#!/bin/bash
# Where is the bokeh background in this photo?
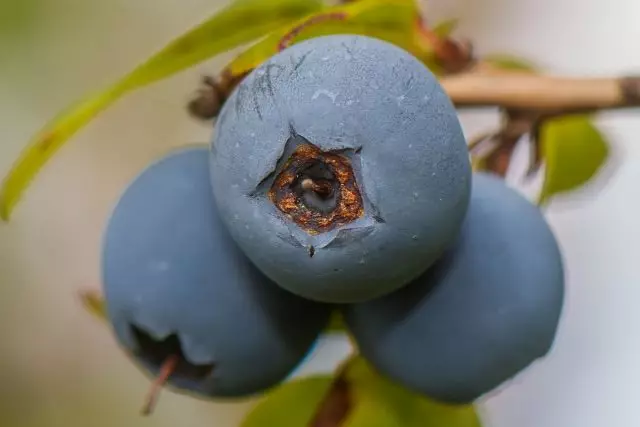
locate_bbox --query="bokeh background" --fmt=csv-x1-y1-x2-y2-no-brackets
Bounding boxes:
1,0,639,426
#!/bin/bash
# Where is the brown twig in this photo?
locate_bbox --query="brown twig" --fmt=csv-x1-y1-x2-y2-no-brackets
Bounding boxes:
187,71,249,120
188,71,640,121
441,73,640,113
468,110,536,177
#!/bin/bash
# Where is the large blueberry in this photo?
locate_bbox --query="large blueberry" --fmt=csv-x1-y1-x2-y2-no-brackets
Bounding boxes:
210,35,471,303
102,147,331,399
343,172,565,403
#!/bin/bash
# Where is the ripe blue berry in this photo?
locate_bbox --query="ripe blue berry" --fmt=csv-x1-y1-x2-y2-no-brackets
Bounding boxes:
102,147,330,405
210,35,471,303
344,172,565,403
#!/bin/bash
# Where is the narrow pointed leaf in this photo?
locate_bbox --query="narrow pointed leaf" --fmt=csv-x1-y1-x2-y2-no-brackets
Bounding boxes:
344,357,483,427
0,0,324,221
482,54,537,72
79,289,107,322
222,0,440,88
241,356,482,427
538,114,610,205
119,0,324,87
432,18,459,38
241,375,335,426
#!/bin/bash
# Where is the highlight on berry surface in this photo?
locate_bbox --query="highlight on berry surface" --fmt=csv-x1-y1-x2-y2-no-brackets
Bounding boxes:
0,0,323,221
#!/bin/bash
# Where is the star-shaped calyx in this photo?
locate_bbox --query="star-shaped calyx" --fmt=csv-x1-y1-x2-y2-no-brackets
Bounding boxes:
253,132,383,256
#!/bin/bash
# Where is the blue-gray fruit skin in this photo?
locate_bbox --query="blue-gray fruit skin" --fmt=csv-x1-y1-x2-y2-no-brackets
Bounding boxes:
102,147,331,399
209,35,471,303
343,172,565,403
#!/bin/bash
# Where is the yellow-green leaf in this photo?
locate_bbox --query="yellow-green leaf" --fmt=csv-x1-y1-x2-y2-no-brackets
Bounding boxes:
432,18,459,38
79,289,107,322
344,357,483,427
241,356,483,427
325,310,347,334
119,0,324,88
241,375,335,427
0,0,324,221
482,54,537,72
538,115,610,205
224,0,440,82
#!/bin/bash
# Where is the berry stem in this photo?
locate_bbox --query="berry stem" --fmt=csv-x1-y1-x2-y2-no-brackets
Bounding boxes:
141,354,179,416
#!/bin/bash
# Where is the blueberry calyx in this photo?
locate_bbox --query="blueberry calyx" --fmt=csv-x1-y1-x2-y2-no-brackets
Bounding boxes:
294,163,338,214
130,325,215,380
130,325,216,415
268,140,364,235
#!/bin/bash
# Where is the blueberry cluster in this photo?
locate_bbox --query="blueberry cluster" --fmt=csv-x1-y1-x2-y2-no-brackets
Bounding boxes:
101,35,564,408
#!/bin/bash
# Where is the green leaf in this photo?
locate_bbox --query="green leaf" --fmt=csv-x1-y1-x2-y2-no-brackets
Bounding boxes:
344,357,483,427
223,0,440,83
241,375,335,426
79,289,107,322
241,356,483,427
119,0,324,88
482,54,538,72
432,18,459,38
0,0,324,221
538,115,610,205
325,310,347,334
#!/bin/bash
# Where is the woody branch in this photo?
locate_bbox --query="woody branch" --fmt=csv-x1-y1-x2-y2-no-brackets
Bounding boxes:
188,71,640,121
441,72,640,114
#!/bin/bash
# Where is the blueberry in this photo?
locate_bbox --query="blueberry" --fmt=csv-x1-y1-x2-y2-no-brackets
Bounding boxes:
102,147,331,403
343,172,565,403
210,35,471,303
